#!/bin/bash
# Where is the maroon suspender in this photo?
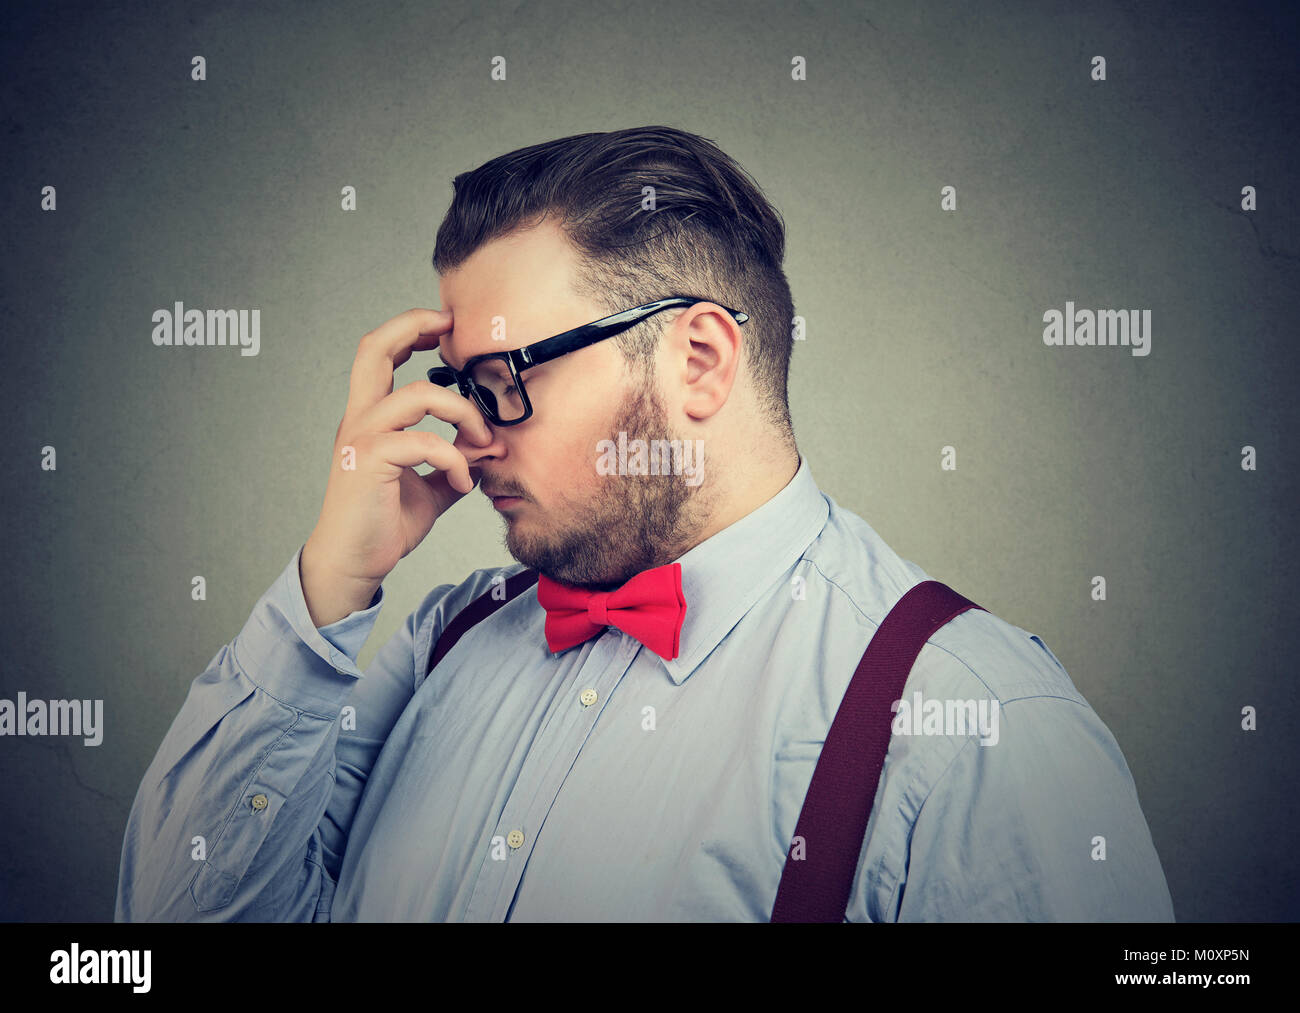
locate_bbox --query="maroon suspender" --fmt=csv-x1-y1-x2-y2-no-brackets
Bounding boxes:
769,580,985,921
425,568,539,675
424,571,984,923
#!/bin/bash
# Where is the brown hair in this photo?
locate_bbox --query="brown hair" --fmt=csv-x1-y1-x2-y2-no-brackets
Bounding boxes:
432,126,796,437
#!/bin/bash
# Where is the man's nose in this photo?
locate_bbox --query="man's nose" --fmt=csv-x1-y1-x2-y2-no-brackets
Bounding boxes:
454,419,504,463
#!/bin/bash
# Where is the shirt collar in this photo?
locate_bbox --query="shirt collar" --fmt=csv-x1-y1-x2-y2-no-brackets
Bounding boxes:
659,453,829,684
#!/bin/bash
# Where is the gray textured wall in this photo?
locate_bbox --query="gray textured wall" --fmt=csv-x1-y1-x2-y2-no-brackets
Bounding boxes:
1,0,1296,921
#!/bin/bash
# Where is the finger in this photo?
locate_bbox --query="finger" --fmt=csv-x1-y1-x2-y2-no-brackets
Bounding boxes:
345,308,453,419
368,429,475,493
359,380,494,446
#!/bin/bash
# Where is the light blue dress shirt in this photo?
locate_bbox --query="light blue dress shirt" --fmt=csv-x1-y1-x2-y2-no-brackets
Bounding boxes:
114,455,1175,921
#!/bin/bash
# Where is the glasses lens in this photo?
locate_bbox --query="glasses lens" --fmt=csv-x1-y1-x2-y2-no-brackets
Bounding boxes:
469,358,526,423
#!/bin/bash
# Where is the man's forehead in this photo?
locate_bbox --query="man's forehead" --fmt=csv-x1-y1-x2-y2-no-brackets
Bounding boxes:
436,220,584,360
437,287,586,369
435,297,532,370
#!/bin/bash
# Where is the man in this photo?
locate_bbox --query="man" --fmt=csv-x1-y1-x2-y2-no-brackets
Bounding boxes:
115,125,1175,921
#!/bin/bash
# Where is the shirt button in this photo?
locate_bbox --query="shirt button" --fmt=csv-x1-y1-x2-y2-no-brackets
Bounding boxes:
579,688,598,707
251,793,268,811
507,829,525,849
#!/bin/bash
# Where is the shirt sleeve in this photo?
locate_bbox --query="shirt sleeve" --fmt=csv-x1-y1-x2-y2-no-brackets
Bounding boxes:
113,545,430,922
895,695,1176,921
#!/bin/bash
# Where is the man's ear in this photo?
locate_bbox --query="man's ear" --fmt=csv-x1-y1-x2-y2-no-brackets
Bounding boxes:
678,306,742,421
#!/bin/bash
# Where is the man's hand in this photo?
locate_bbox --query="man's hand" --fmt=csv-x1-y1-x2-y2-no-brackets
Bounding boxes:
299,308,494,627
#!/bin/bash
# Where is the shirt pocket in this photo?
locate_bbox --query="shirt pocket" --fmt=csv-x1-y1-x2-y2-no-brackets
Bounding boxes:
1028,633,1067,674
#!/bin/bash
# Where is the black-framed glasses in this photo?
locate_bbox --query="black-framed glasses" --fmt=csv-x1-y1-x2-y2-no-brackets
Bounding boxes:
426,295,748,426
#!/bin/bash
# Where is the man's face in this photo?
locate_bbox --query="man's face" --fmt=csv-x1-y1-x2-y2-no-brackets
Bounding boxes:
438,218,709,590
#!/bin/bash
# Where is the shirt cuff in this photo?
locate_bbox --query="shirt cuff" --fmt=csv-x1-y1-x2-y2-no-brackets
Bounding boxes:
230,545,386,716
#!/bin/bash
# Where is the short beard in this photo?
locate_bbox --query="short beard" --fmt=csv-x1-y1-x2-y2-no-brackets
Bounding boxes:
502,366,710,590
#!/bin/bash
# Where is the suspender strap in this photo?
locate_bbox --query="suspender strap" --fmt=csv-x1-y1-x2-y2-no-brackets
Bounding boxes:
426,568,539,676
770,579,985,922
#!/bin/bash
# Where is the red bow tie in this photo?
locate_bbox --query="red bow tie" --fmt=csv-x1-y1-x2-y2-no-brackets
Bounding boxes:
536,562,687,660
